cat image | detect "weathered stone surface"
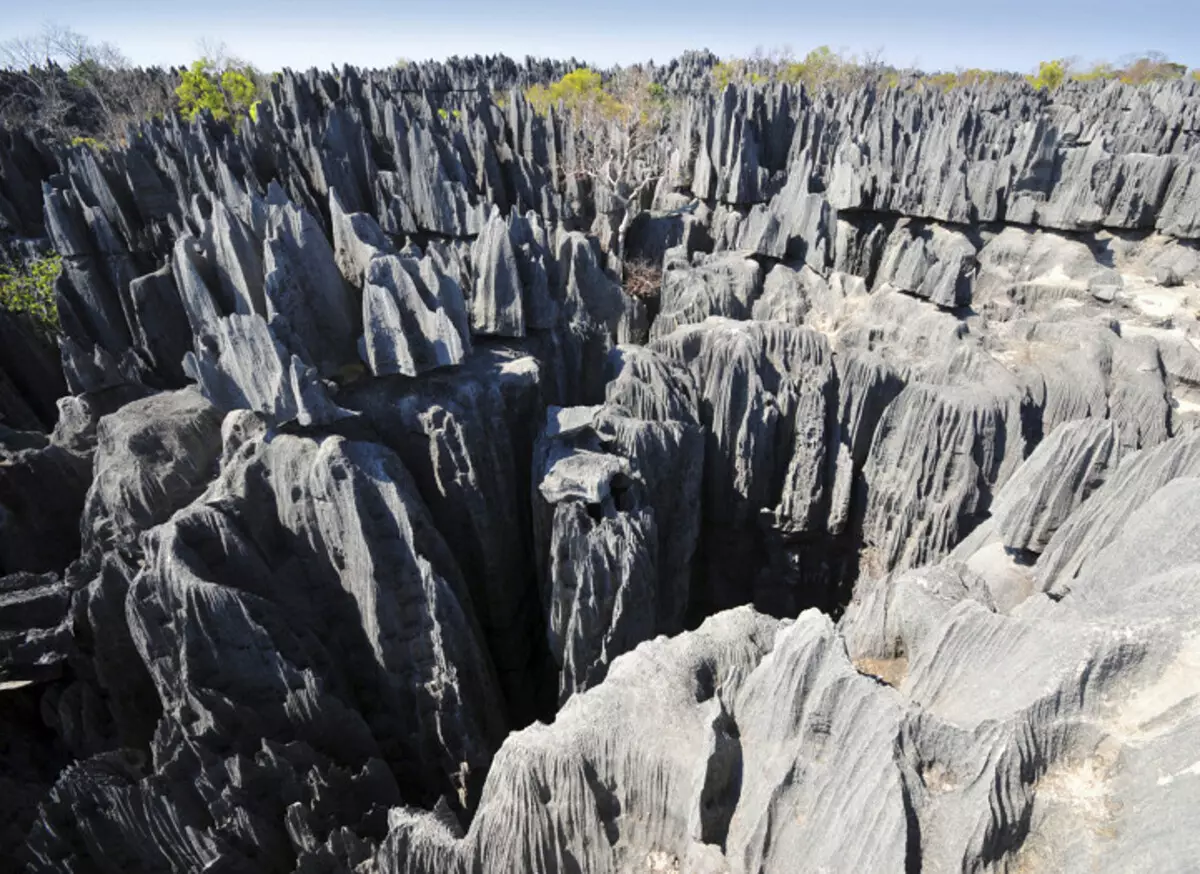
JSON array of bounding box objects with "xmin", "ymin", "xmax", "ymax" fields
[
  {"xmin": 1036, "ymin": 427, "xmax": 1200, "ymax": 594},
  {"xmin": 532, "ymin": 374, "xmax": 703, "ymax": 703},
  {"xmin": 991, "ymin": 418, "xmax": 1124, "ymax": 554},
  {"xmin": 374, "ymin": 607, "xmax": 784, "ymax": 874},
  {"xmin": 183, "ymin": 313, "xmax": 352, "ymax": 427},
  {"xmin": 651, "ymin": 253, "xmax": 762, "ymax": 340},
  {"xmin": 343, "ymin": 346, "xmax": 550, "ymax": 725},
  {"xmin": 7, "ymin": 58, "xmax": 1200, "ymax": 874},
  {"xmin": 859, "ymin": 379, "xmax": 1026, "ymax": 576},
  {"xmin": 361, "ymin": 254, "xmax": 470, "ymax": 377},
  {"xmin": 736, "ymin": 173, "xmax": 831, "ymax": 270},
  {"xmin": 873, "ymin": 219, "xmax": 978, "ymax": 308},
  {"xmin": 0, "ymin": 572, "xmax": 72, "ymax": 685},
  {"xmin": 651, "ymin": 318, "xmax": 836, "ymax": 614},
  {"xmin": 78, "ymin": 388, "xmax": 223, "ymax": 562},
  {"xmin": 263, "ymin": 201, "xmax": 360, "ymax": 376}
]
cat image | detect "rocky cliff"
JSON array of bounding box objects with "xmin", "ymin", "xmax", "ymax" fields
[{"xmin": 2, "ymin": 58, "xmax": 1200, "ymax": 872}]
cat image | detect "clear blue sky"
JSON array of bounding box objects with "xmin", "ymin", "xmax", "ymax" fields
[{"xmin": 6, "ymin": 0, "xmax": 1199, "ymax": 74}]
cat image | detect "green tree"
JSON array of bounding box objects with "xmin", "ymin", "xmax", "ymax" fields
[
  {"xmin": 175, "ymin": 58, "xmax": 261, "ymax": 123},
  {"xmin": 1028, "ymin": 59, "xmax": 1069, "ymax": 90},
  {"xmin": 524, "ymin": 67, "xmax": 671, "ymax": 256},
  {"xmin": 782, "ymin": 45, "xmax": 843, "ymax": 86},
  {"xmin": 525, "ymin": 68, "xmax": 623, "ymax": 117}
]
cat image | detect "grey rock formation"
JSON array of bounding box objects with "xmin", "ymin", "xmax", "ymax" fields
[
  {"xmin": 1037, "ymin": 427, "xmax": 1200, "ymax": 594},
  {"xmin": 470, "ymin": 208, "xmax": 525, "ymax": 337},
  {"xmin": 532, "ymin": 358, "xmax": 703, "ymax": 703},
  {"xmin": 651, "ymin": 253, "xmax": 763, "ymax": 341},
  {"xmin": 736, "ymin": 172, "xmax": 831, "ymax": 270},
  {"xmin": 375, "ymin": 607, "xmax": 784, "ymax": 874},
  {"xmin": 78, "ymin": 388, "xmax": 223, "ymax": 563},
  {"xmin": 183, "ymin": 313, "xmax": 352, "ymax": 427},
  {"xmin": 6, "ymin": 56, "xmax": 1200, "ymax": 874},
  {"xmin": 652, "ymin": 318, "xmax": 837, "ymax": 614},
  {"xmin": 362, "ymin": 254, "xmax": 470, "ymax": 377},
  {"xmin": 0, "ymin": 572, "xmax": 72, "ymax": 685},
  {"xmin": 343, "ymin": 346, "xmax": 550, "ymax": 724},
  {"xmin": 990, "ymin": 418, "xmax": 1124, "ymax": 554},
  {"xmin": 872, "ymin": 219, "xmax": 978, "ymax": 308},
  {"xmin": 263, "ymin": 200, "xmax": 360, "ymax": 376}
]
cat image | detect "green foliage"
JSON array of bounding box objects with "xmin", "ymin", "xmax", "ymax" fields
[
  {"xmin": 917, "ymin": 68, "xmax": 1005, "ymax": 92},
  {"xmin": 1028, "ymin": 59, "xmax": 1068, "ymax": 90},
  {"xmin": 248, "ymin": 100, "xmax": 261, "ymax": 123},
  {"xmin": 1115, "ymin": 55, "xmax": 1186, "ymax": 84},
  {"xmin": 66, "ymin": 58, "xmax": 105, "ymax": 88},
  {"xmin": 1072, "ymin": 62, "xmax": 1118, "ymax": 83},
  {"xmin": 0, "ymin": 254, "xmax": 61, "ymax": 335},
  {"xmin": 175, "ymin": 58, "xmax": 260, "ymax": 124},
  {"xmin": 1194, "ymin": 70, "xmax": 1200, "ymax": 82},
  {"xmin": 525, "ymin": 68, "xmax": 623, "ymax": 119},
  {"xmin": 70, "ymin": 135, "xmax": 107, "ymax": 151},
  {"xmin": 1065, "ymin": 55, "xmax": 1189, "ymax": 87},
  {"xmin": 221, "ymin": 68, "xmax": 257, "ymax": 107},
  {"xmin": 712, "ymin": 61, "xmax": 737, "ymax": 90},
  {"xmin": 781, "ymin": 45, "xmax": 843, "ymax": 87},
  {"xmin": 436, "ymin": 107, "xmax": 463, "ymax": 122},
  {"xmin": 712, "ymin": 59, "xmax": 774, "ymax": 90},
  {"xmin": 176, "ymin": 60, "xmax": 224, "ymax": 121}
]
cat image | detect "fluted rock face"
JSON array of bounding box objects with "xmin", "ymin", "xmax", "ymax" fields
[
  {"xmin": 0, "ymin": 573, "xmax": 72, "ymax": 686},
  {"xmin": 183, "ymin": 312, "xmax": 353, "ymax": 426},
  {"xmin": 1036, "ymin": 427, "xmax": 1200, "ymax": 594},
  {"xmin": 344, "ymin": 346, "xmax": 550, "ymax": 724},
  {"xmin": 532, "ymin": 351, "xmax": 704, "ymax": 703},
  {"xmin": 137, "ymin": 430, "xmax": 504, "ymax": 804},
  {"xmin": 26, "ymin": 425, "xmax": 512, "ymax": 872},
  {"xmin": 262, "ymin": 202, "xmax": 361, "ymax": 376},
  {"xmin": 651, "ymin": 253, "xmax": 763, "ymax": 341},
  {"xmin": 78, "ymin": 387, "xmax": 223, "ymax": 564},
  {"xmin": 651, "ymin": 318, "xmax": 839, "ymax": 615},
  {"xmin": 375, "ymin": 607, "xmax": 784, "ymax": 874},
  {"xmin": 990, "ymin": 417, "xmax": 1125, "ymax": 554},
  {"xmin": 872, "ymin": 219, "xmax": 978, "ymax": 308},
  {"xmin": 4, "ymin": 54, "xmax": 1200, "ymax": 873},
  {"xmin": 362, "ymin": 254, "xmax": 471, "ymax": 376},
  {"xmin": 860, "ymin": 380, "xmax": 1027, "ymax": 575}
]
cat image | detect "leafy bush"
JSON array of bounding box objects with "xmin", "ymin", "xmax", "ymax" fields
[
  {"xmin": 0, "ymin": 254, "xmax": 61, "ymax": 335},
  {"xmin": 1028, "ymin": 59, "xmax": 1068, "ymax": 90},
  {"xmin": 175, "ymin": 58, "xmax": 261, "ymax": 123},
  {"xmin": 523, "ymin": 67, "xmax": 671, "ymax": 227},
  {"xmin": 525, "ymin": 68, "xmax": 623, "ymax": 118},
  {"xmin": 917, "ymin": 68, "xmax": 1006, "ymax": 91},
  {"xmin": 1115, "ymin": 55, "xmax": 1187, "ymax": 84},
  {"xmin": 711, "ymin": 61, "xmax": 737, "ymax": 90},
  {"xmin": 1072, "ymin": 55, "xmax": 1187, "ymax": 85},
  {"xmin": 781, "ymin": 46, "xmax": 844, "ymax": 87},
  {"xmin": 70, "ymin": 136, "xmax": 107, "ymax": 151},
  {"xmin": 436, "ymin": 107, "xmax": 463, "ymax": 122}
]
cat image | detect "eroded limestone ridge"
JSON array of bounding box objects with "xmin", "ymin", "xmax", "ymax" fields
[{"xmin": 1, "ymin": 58, "xmax": 1200, "ymax": 872}]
